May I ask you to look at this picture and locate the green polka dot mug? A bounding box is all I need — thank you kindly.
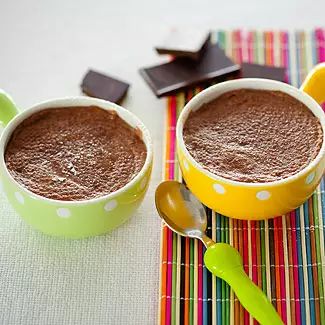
[0,90,153,237]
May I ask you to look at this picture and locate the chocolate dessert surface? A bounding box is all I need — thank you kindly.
[183,89,323,183]
[5,106,146,200]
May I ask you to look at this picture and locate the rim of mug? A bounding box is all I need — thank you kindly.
[0,96,153,205]
[176,78,325,188]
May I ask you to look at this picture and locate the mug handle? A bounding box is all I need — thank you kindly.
[300,63,325,104]
[0,89,19,128]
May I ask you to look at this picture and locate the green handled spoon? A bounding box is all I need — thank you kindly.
[155,181,284,325]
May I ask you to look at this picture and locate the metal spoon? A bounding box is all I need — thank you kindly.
[155,181,284,325]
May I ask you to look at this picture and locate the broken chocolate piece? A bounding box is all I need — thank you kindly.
[81,70,130,104]
[241,63,286,82]
[140,43,240,97]
[155,29,211,60]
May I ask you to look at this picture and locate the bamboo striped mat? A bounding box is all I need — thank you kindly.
[159,29,325,325]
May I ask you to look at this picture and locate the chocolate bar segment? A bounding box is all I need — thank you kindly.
[241,63,286,82]
[140,43,240,97]
[155,29,211,60]
[81,70,130,104]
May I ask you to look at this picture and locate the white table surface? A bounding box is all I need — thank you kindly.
[0,0,324,324]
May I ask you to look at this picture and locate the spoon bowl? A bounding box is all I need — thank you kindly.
[155,180,213,247]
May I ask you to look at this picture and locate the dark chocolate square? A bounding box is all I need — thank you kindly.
[140,43,240,97]
[81,70,130,104]
[241,63,286,82]
[155,30,211,60]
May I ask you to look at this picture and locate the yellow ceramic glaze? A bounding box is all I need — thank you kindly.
[177,64,325,220]
[301,62,325,105]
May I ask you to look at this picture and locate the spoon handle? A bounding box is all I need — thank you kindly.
[223,267,283,325]
[204,244,284,325]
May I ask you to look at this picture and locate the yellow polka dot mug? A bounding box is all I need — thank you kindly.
[177,63,325,220]
[0,91,153,237]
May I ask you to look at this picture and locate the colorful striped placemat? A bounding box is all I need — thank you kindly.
[159,29,325,325]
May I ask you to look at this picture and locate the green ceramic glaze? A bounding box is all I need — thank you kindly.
[0,90,153,238]
[0,90,19,127]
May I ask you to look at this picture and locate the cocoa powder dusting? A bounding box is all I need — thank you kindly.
[5,106,146,200]
[183,89,323,183]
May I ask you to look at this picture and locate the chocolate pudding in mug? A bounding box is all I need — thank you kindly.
[5,106,146,201]
[183,89,323,183]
